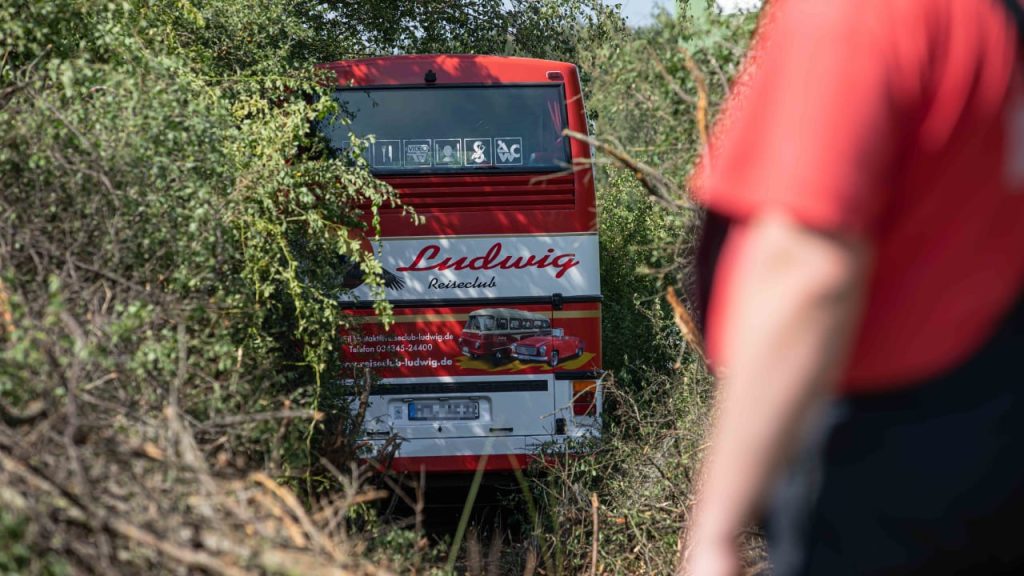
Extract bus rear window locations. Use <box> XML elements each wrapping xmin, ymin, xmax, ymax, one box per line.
<box><xmin>322</xmin><ymin>85</ymin><xmax>570</xmax><ymax>174</ymax></box>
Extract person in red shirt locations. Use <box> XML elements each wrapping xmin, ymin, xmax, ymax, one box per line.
<box><xmin>683</xmin><ymin>1</ymin><xmax>1024</xmax><ymax>574</ymax></box>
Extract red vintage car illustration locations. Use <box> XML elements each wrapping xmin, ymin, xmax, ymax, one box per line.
<box><xmin>511</xmin><ymin>328</ymin><xmax>584</xmax><ymax>367</ymax></box>
<box><xmin>458</xmin><ymin>308</ymin><xmax>550</xmax><ymax>364</ymax></box>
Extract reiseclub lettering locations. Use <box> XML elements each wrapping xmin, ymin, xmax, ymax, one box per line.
<box><xmin>427</xmin><ymin>276</ymin><xmax>498</xmax><ymax>290</ymax></box>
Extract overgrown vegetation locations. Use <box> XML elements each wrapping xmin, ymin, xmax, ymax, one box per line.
<box><xmin>1</xmin><ymin>0</ymin><xmax>760</xmax><ymax>573</ymax></box>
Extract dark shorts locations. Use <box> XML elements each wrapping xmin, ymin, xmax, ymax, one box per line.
<box><xmin>767</xmin><ymin>299</ymin><xmax>1024</xmax><ymax>576</ymax></box>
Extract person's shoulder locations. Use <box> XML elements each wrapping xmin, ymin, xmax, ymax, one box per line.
<box><xmin>758</xmin><ymin>0</ymin><xmax>899</xmax><ymax>55</ymax></box>
<box><xmin>766</xmin><ymin>0</ymin><xmax>958</xmax><ymax>35</ymax></box>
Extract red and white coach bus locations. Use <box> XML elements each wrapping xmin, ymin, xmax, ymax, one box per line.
<box><xmin>321</xmin><ymin>55</ymin><xmax>602</xmax><ymax>473</ymax></box>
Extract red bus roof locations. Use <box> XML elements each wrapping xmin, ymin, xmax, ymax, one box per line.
<box><xmin>322</xmin><ymin>55</ymin><xmax>579</xmax><ymax>87</ymax></box>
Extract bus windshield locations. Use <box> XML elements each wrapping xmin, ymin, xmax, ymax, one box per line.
<box><xmin>465</xmin><ymin>315</ymin><xmax>495</xmax><ymax>332</ymax></box>
<box><xmin>323</xmin><ymin>85</ymin><xmax>570</xmax><ymax>174</ymax></box>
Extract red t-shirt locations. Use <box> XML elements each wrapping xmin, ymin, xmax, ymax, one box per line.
<box><xmin>697</xmin><ymin>0</ymin><xmax>1024</xmax><ymax>394</ymax></box>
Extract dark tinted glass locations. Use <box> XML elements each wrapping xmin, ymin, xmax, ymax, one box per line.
<box><xmin>322</xmin><ymin>85</ymin><xmax>570</xmax><ymax>173</ymax></box>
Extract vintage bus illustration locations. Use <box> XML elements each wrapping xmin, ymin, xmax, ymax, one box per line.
<box><xmin>456</xmin><ymin>308</ymin><xmax>587</xmax><ymax>368</ymax></box>
<box><xmin>327</xmin><ymin>55</ymin><xmax>603</xmax><ymax>473</ymax></box>
<box><xmin>458</xmin><ymin>308</ymin><xmax>551</xmax><ymax>364</ymax></box>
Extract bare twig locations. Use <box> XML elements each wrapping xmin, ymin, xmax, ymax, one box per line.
<box><xmin>349</xmin><ymin>368</ymin><xmax>373</xmax><ymax>447</ymax></box>
<box><xmin>0</xmin><ymin>399</ymin><xmax>47</xmax><ymax>426</ymax></box>
<box><xmin>68</xmin><ymin>256</ymin><xmax>146</xmax><ymax>293</ymax></box>
<box><xmin>679</xmin><ymin>46</ymin><xmax>711</xmax><ymax>158</ymax></box>
<box><xmin>201</xmin><ymin>409</ymin><xmax>324</xmax><ymax>429</ymax></box>
<box><xmin>416</xmin><ymin>466</ymin><xmax>426</xmax><ymax>535</ymax></box>
<box><xmin>0</xmin><ymin>277</ymin><xmax>13</xmax><ymax>335</ymax></box>
<box><xmin>56</xmin><ymin>309</ymin><xmax>115</xmax><ymax>568</ymax></box>
<box><xmin>522</xmin><ymin>545</ymin><xmax>538</xmax><ymax>576</ymax></box>
<box><xmin>467</xmin><ymin>527</ymin><xmax>483</xmax><ymax>576</ymax></box>
<box><xmin>563</xmin><ymin>129</ymin><xmax>692</xmax><ymax>212</ymax></box>
<box><xmin>590</xmin><ymin>492</ymin><xmax>600</xmax><ymax>576</ymax></box>
<box><xmin>250</xmin><ymin>471</ymin><xmax>342</xmax><ymax>559</ymax></box>
<box><xmin>665</xmin><ymin>286</ymin><xmax>706</xmax><ymax>363</ymax></box>
<box><xmin>649</xmin><ymin>48</ymin><xmax>698</xmax><ymax>106</ymax></box>
<box><xmin>0</xmin><ymin>447</ymin><xmax>252</xmax><ymax>576</ymax></box>
<box><xmin>486</xmin><ymin>531</ymin><xmax>502</xmax><ymax>576</ymax></box>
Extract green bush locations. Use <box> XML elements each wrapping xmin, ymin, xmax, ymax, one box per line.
<box><xmin>0</xmin><ymin>1</ymin><xmax>631</xmax><ymax>572</ymax></box>
<box><xmin>598</xmin><ymin>168</ymin><xmax>685</xmax><ymax>384</ymax></box>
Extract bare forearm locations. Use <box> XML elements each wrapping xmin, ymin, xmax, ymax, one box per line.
<box><xmin>688</xmin><ymin>212</ymin><xmax>868</xmax><ymax>556</ymax></box>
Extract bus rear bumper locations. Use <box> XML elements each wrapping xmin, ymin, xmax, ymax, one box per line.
<box><xmin>363</xmin><ymin>434</ymin><xmax>560</xmax><ymax>473</ymax></box>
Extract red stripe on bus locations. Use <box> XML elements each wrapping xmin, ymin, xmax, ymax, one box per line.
<box><xmin>385</xmin><ymin>454</ymin><xmax>535</xmax><ymax>473</ymax></box>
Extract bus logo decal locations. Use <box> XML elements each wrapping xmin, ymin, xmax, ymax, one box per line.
<box><xmin>435</xmin><ymin>139</ymin><xmax>463</xmax><ymax>166</ymax></box>
<box><xmin>403</xmin><ymin>139</ymin><xmax>432</xmax><ymax>167</ymax></box>
<box><xmin>495</xmin><ymin>137</ymin><xmax>523</xmax><ymax>165</ymax></box>
<box><xmin>464</xmin><ymin>138</ymin><xmax>493</xmax><ymax>166</ymax></box>
<box><xmin>372</xmin><ymin>140</ymin><xmax>402</xmax><ymax>168</ymax></box>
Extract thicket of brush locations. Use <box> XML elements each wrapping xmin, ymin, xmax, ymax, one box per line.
<box><xmin>0</xmin><ymin>0</ymin><xmax>758</xmax><ymax>574</ymax></box>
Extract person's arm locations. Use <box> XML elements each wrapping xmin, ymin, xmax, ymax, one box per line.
<box><xmin>682</xmin><ymin>211</ymin><xmax>870</xmax><ymax>576</ymax></box>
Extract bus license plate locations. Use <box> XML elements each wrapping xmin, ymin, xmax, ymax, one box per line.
<box><xmin>408</xmin><ymin>400</ymin><xmax>479</xmax><ymax>421</ymax></box>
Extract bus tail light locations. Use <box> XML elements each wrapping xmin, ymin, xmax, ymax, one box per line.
<box><xmin>572</xmin><ymin>380</ymin><xmax>597</xmax><ymax>416</ymax></box>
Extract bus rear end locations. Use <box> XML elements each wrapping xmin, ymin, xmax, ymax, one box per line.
<box><xmin>322</xmin><ymin>55</ymin><xmax>602</xmax><ymax>473</ymax></box>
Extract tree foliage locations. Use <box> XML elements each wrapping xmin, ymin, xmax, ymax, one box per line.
<box><xmin>0</xmin><ymin>0</ymin><xmax>623</xmax><ymax>572</ymax></box>
<box><xmin>586</xmin><ymin>3</ymin><xmax>758</xmax><ymax>381</ymax></box>
<box><xmin>322</xmin><ymin>0</ymin><xmax>617</xmax><ymax>62</ymax></box>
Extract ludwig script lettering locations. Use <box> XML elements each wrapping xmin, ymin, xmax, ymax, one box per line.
<box><xmin>396</xmin><ymin>242</ymin><xmax>580</xmax><ymax>279</ymax></box>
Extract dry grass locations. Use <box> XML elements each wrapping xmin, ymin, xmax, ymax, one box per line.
<box><xmin>0</xmin><ymin>388</ymin><xmax>407</xmax><ymax>575</ymax></box>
